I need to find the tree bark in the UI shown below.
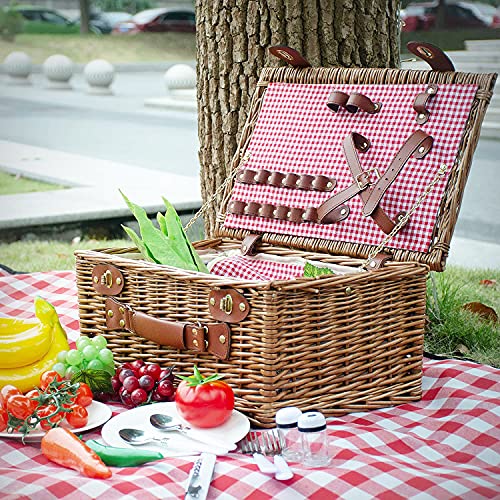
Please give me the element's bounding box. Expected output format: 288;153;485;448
79;0;91;34
196;0;401;236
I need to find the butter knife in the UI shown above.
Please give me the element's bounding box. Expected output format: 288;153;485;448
185;452;216;500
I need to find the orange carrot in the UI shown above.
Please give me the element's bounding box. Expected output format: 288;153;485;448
41;427;112;479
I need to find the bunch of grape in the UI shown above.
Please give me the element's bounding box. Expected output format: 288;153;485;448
53;335;116;380
112;360;176;408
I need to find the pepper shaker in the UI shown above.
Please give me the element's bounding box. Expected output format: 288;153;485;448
298;411;331;467
275;406;303;461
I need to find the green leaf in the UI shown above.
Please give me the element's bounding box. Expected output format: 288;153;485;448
122;225;158;263
303;262;334;278
71;369;113;394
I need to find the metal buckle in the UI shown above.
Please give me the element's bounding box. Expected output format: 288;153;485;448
355;168;380;190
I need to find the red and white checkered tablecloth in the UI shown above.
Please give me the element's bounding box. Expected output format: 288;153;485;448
1;270;499;499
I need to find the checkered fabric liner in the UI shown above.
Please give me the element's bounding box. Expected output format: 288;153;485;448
224;83;478;253
210;256;305;281
1;271;499;499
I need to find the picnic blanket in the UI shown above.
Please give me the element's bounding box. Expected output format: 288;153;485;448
0;269;499;499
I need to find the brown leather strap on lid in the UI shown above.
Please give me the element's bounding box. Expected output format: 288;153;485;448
406;41;455;71
413;84;438;124
327;91;349;112
317;132;405;234
366;252;392;270
105;297;231;360
362;130;433;217
345;93;382;114
269;46;311;67
237;168;336;192
241;234;262;256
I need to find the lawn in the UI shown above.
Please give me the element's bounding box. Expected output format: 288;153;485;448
0;239;498;367
0;170;66;195
0;32;196;64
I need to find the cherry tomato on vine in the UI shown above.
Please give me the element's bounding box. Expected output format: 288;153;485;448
65;404;88;428
0;408;8;432
74;383;93;408
0;385;21;408
38;405;64;431
175;366;234;429
39;370;63;391
25;390;39;400
6;395;38;420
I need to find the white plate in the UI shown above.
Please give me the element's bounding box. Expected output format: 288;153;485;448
0;401;112;443
101;402;250;458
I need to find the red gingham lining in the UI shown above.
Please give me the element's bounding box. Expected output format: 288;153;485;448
210;255;305;281
223;83;478;253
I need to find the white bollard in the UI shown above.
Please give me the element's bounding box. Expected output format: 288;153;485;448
164;64;196;100
84;59;115;95
3;51;32;85
43;54;74;89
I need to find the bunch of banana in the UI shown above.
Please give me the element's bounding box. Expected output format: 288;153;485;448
0;297;69;392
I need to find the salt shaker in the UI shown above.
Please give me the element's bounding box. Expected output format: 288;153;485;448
298;411;331;467
275;406;303;461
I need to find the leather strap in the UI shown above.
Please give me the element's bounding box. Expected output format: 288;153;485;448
269;46;311;67
406;41;455;71
327;91;349;112
413;84;438;124
345;93;381;114
241;234;262;256
105;297;231;360
238;168;336;192
362;130;433;217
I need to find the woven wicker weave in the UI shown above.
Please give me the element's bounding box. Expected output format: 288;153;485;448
75;65;495;428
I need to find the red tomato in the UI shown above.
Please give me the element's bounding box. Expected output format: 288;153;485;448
0;408;8;432
0;385;21;408
25;390;39;400
6;394;38;420
175;368;234;429
39;371;63;391
65;404;88;428
75;383;93;407
38;404;64;431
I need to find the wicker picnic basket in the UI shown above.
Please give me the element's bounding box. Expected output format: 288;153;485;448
75;43;496;427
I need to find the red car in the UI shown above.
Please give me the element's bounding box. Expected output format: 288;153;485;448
113;7;195;34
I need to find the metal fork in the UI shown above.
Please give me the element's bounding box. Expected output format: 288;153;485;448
238;430;293;480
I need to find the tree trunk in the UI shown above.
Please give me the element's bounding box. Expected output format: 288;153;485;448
79;0;91;34
196;0;401;236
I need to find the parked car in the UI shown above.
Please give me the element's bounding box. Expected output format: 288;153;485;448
401;1;494;31
113;7;195;34
15;5;110;34
73;10;132;34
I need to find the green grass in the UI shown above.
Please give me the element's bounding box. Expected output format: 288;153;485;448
0;170;66;195
0;32;196;64
401;29;500;52
0;238;498;367
426;268;500;367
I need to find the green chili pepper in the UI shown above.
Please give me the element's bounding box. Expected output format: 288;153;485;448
85;440;163;467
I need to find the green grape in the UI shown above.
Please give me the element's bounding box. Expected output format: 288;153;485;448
102;362;116;375
56;350;68;363
53;362;66;377
91;335;107;349
65;365;80;380
82;345;98;361
76;336;91;351
87;359;104;371
98;348;114;365
66;349;83;366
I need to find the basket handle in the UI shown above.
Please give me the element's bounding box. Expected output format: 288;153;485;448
104;297;231;360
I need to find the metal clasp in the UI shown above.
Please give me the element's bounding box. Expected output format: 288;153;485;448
220;294;233;314
101;269;113;289
355;167;380;190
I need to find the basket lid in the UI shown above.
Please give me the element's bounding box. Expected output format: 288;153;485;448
215;45;497;272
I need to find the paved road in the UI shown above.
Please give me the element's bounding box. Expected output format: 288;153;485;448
0;71;499;245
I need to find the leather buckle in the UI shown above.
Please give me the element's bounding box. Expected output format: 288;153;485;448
355;168;380;190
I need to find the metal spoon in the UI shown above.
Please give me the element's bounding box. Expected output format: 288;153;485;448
119;428;170;447
150;414;236;452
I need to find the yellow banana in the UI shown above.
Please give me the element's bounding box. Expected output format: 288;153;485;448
0;318;52;368
0;297;69;393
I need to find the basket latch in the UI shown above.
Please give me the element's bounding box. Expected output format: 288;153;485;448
241;233;262;256
366;252;392;270
92;264;125;296
209;288;250;323
406;41;455;71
